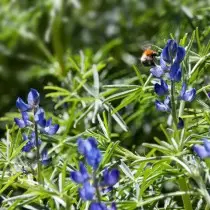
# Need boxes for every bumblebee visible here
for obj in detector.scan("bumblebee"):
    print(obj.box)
[140,49,158,66]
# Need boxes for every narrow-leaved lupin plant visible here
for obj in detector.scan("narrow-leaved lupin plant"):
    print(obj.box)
[14,88,59,183]
[150,39,196,128]
[70,137,119,210]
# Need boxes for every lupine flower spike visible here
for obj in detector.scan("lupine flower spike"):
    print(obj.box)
[14,89,59,183]
[70,137,119,209]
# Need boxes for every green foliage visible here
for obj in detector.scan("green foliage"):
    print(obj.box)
[0,0,210,209]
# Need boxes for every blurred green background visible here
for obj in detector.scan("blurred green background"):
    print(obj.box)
[0,0,209,143]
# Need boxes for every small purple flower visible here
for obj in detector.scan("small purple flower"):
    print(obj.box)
[150,66,165,78]
[41,150,51,165]
[174,46,186,64]
[169,63,182,82]
[22,132,41,152]
[90,202,117,210]
[22,134,34,152]
[161,39,185,65]
[79,181,95,201]
[155,96,171,112]
[161,39,178,64]
[16,89,40,112]
[77,137,102,169]
[154,79,168,96]
[89,202,107,210]
[35,108,59,135]
[193,139,210,159]
[180,83,196,102]
[70,162,89,184]
[102,168,120,186]
[14,112,32,128]
[177,117,184,129]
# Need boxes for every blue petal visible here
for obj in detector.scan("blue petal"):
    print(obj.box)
[161,40,178,63]
[154,79,168,96]
[79,182,95,201]
[70,171,85,184]
[77,138,86,155]
[22,133,28,141]
[204,139,210,152]
[14,118,26,128]
[101,186,113,194]
[177,117,184,129]
[79,162,89,180]
[70,162,89,183]
[150,66,164,78]
[155,98,170,112]
[22,140,34,152]
[160,57,170,71]
[30,132,41,146]
[180,83,187,98]
[44,124,59,135]
[41,150,51,165]
[175,46,185,63]
[87,137,98,148]
[90,202,107,210]
[46,118,52,127]
[102,168,120,186]
[35,108,46,127]
[27,88,40,107]
[86,148,102,169]
[110,203,117,210]
[193,145,210,159]
[161,46,170,63]
[16,97,31,112]
[77,138,97,155]
[169,63,181,81]
[168,39,178,59]
[182,88,196,102]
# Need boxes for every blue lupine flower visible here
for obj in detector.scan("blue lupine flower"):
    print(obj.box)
[155,96,171,112]
[102,168,120,186]
[22,132,41,152]
[90,202,117,210]
[79,181,95,201]
[41,150,51,165]
[70,162,89,184]
[35,108,59,135]
[77,137,102,169]
[180,83,196,102]
[150,66,164,78]
[90,202,107,210]
[14,111,32,128]
[161,39,185,65]
[169,63,182,82]
[177,117,184,129]
[77,137,98,155]
[193,139,210,159]
[22,134,34,152]
[154,79,168,96]
[161,39,178,64]
[16,89,40,112]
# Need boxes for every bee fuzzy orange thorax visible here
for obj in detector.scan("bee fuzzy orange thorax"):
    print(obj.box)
[140,49,158,66]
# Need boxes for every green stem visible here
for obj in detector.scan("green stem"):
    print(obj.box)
[93,170,101,202]
[34,111,42,184]
[170,81,178,126]
[143,73,152,89]
[177,178,193,210]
